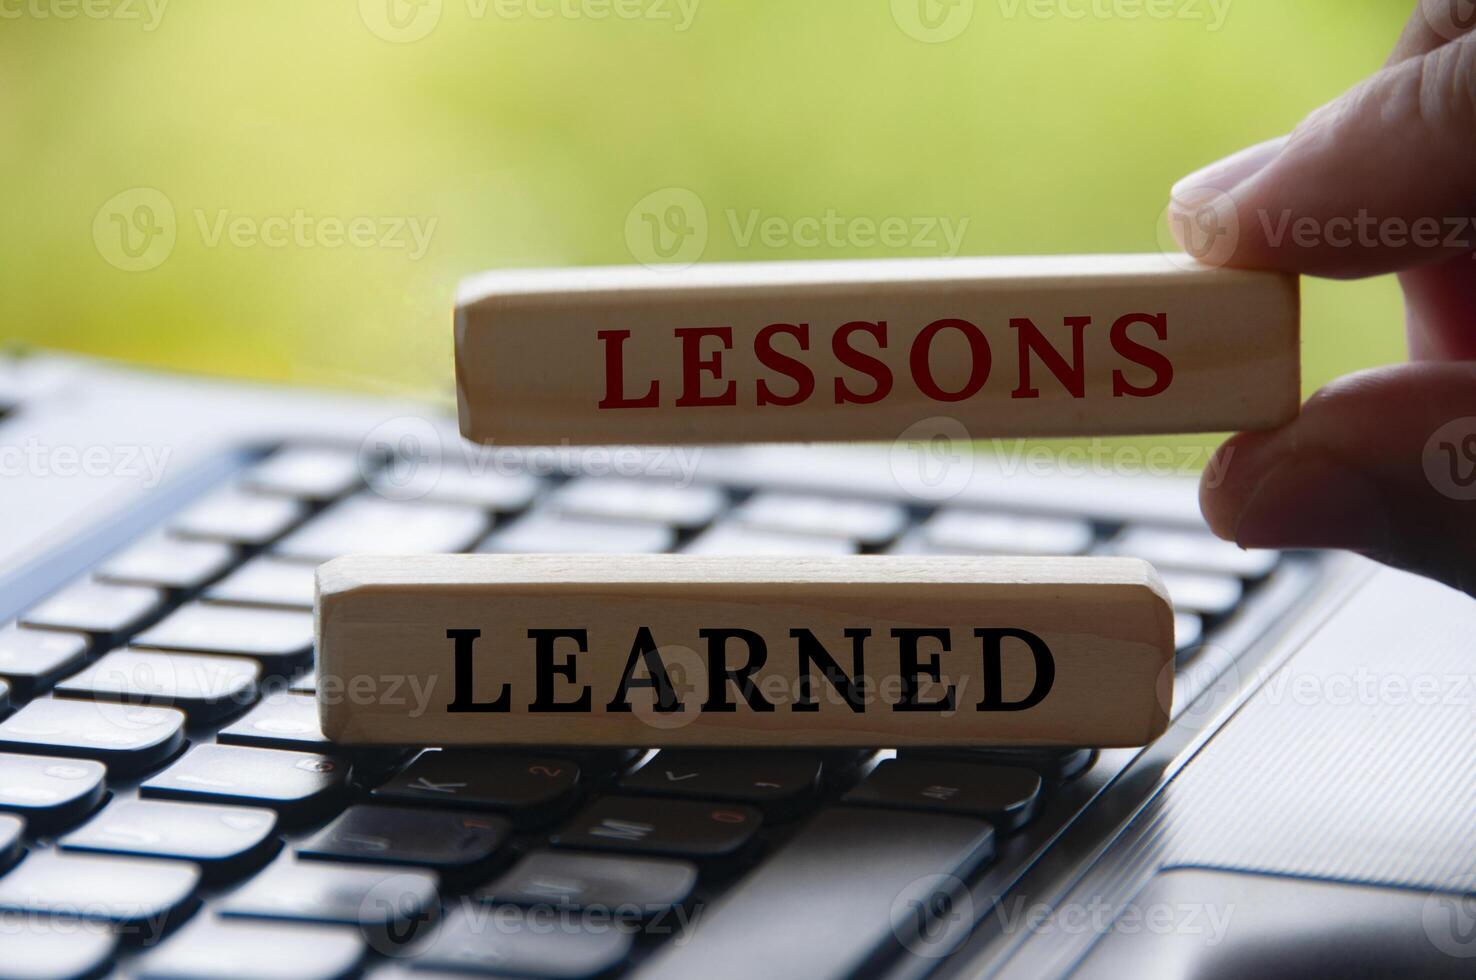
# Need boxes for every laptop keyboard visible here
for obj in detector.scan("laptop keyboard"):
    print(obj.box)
[0,442,1288,979]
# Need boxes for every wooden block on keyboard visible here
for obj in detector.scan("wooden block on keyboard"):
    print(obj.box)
[316,555,1174,748]
[455,256,1299,444]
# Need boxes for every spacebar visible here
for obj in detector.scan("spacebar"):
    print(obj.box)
[635,807,996,980]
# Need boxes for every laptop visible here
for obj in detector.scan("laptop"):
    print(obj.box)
[0,349,1469,979]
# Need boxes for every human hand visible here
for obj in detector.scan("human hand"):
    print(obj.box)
[1170,0,1476,594]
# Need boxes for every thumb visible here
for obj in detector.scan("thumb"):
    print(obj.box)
[1202,363,1476,596]
[1168,30,1476,282]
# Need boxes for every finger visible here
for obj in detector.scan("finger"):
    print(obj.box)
[1200,362,1476,596]
[1401,260,1476,360]
[1168,33,1476,280]
[1392,0,1476,63]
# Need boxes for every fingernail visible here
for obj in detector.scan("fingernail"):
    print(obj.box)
[1233,455,1390,551]
[1172,135,1289,200]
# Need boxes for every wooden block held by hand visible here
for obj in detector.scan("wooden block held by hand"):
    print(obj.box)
[455,255,1299,445]
[316,554,1175,748]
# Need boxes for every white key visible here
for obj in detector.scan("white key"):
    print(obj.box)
[922,510,1094,556]
[734,494,906,545]
[480,512,675,554]
[683,524,858,557]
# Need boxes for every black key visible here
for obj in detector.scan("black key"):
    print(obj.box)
[219,692,329,752]
[22,580,164,637]
[133,916,364,980]
[477,849,696,915]
[551,797,761,861]
[415,902,632,978]
[899,746,1095,782]
[551,477,725,529]
[61,798,279,882]
[551,746,645,777]
[54,649,260,723]
[0,851,200,944]
[274,495,486,563]
[0,698,186,775]
[0,622,89,699]
[816,748,879,780]
[132,603,313,672]
[0,752,108,831]
[299,805,510,875]
[479,511,676,554]
[372,750,580,827]
[0,677,8,718]
[243,446,364,500]
[207,556,316,610]
[173,485,309,545]
[637,808,996,980]
[620,751,821,817]
[0,812,22,870]
[96,534,236,591]
[0,917,117,980]
[844,758,1042,831]
[219,857,439,939]
[141,744,347,825]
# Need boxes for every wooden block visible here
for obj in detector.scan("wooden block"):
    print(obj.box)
[316,554,1174,748]
[455,255,1299,445]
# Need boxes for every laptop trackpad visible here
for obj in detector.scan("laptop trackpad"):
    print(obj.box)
[1069,867,1476,979]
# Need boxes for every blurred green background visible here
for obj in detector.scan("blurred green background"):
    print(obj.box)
[2,0,1411,457]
